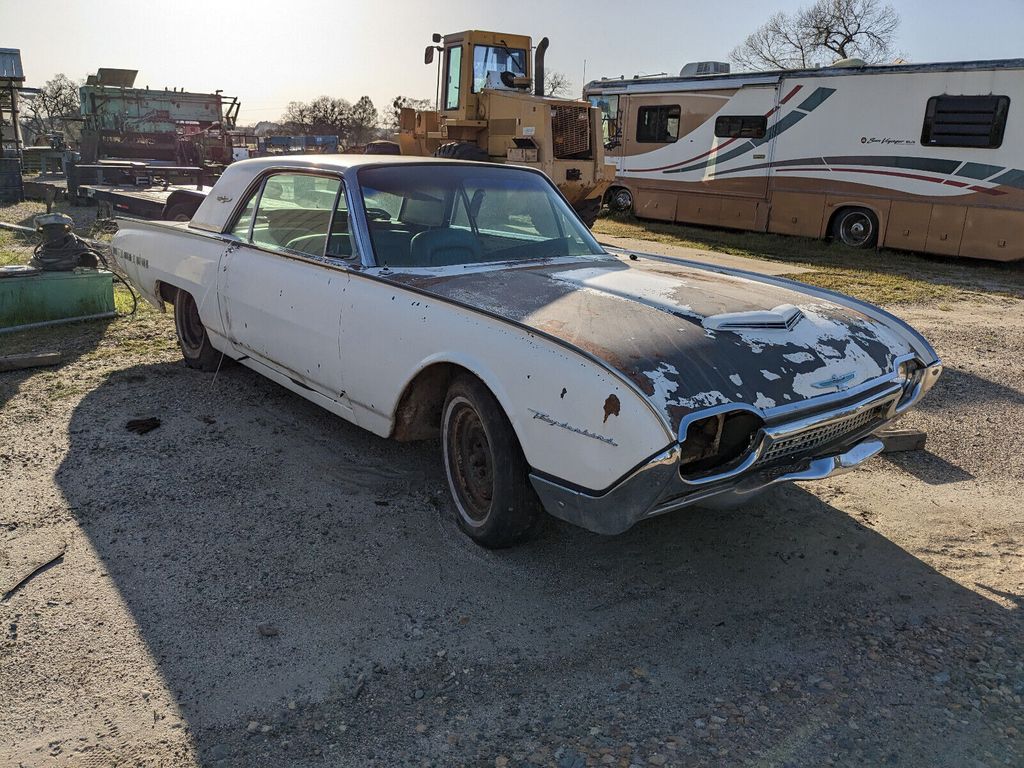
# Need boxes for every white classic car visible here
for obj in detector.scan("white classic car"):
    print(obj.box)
[112,156,942,547]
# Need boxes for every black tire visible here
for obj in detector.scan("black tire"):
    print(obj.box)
[606,186,634,214]
[164,202,198,222]
[364,140,402,155]
[172,288,222,371]
[442,375,542,548]
[433,141,490,162]
[573,197,602,229]
[832,207,878,249]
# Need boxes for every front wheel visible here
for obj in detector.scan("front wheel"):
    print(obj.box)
[832,207,878,249]
[173,288,222,371]
[442,375,542,548]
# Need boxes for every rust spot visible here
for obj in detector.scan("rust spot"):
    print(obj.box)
[626,368,656,396]
[603,394,621,423]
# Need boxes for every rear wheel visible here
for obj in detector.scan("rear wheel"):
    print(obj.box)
[442,375,542,548]
[433,141,490,162]
[832,207,878,248]
[173,288,222,371]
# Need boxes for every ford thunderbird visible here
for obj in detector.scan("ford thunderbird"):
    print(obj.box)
[111,156,942,547]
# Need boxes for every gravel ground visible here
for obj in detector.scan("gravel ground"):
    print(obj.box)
[1,230,1021,766]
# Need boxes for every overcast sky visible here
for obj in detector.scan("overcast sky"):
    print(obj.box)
[3,0,1021,125]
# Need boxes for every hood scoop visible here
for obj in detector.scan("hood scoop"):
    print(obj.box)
[703,304,804,332]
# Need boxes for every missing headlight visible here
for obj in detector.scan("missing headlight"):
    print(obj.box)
[679,410,763,477]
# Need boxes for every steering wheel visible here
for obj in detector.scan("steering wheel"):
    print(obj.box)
[364,207,392,222]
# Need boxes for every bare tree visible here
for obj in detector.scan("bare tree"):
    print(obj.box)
[731,0,900,71]
[346,96,379,146]
[803,0,900,62]
[21,73,82,143]
[388,95,433,132]
[543,71,574,99]
[280,96,350,136]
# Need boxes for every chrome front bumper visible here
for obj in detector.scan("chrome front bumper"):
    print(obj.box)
[530,361,942,535]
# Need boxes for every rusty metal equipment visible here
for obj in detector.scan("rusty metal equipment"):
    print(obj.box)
[398,30,614,227]
[78,68,239,166]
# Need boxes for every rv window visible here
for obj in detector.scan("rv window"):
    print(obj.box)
[636,105,681,143]
[714,115,767,139]
[921,95,1010,149]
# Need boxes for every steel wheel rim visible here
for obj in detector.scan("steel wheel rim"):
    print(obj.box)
[179,297,205,353]
[444,397,493,525]
[840,212,873,246]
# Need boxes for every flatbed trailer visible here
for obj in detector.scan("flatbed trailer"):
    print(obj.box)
[70,161,213,221]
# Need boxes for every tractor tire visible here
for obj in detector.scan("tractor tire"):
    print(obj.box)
[364,140,402,155]
[573,197,602,229]
[433,141,491,162]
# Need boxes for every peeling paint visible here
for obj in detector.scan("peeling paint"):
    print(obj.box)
[729,374,743,386]
[761,369,781,381]
[753,392,777,409]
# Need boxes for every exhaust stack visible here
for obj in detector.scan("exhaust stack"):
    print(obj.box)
[534,37,549,97]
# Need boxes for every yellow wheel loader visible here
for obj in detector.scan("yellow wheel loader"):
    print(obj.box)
[398,30,615,227]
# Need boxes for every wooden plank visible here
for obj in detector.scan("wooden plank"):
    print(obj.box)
[0,352,62,372]
[875,428,927,453]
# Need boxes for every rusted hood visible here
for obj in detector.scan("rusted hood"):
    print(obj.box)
[384,255,913,431]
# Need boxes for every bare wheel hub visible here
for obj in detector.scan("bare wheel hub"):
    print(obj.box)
[447,400,493,522]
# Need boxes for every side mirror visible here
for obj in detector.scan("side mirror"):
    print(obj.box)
[424,46,434,65]
[431,33,442,43]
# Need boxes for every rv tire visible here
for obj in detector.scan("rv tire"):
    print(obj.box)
[832,207,878,249]
[606,187,633,214]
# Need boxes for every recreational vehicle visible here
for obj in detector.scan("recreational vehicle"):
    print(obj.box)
[585,59,1023,261]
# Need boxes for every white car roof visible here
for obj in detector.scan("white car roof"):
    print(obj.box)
[189,155,481,233]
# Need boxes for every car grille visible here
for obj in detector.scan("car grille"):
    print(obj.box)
[756,405,885,466]
[551,105,591,159]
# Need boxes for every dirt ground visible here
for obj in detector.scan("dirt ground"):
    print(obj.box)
[1,210,1022,767]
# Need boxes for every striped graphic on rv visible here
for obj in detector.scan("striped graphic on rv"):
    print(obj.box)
[660,86,838,176]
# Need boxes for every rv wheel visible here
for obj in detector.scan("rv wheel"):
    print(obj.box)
[607,187,633,214]
[833,207,878,249]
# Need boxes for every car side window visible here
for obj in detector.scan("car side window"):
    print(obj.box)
[230,189,259,239]
[250,173,342,258]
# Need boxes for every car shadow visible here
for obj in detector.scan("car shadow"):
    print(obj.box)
[54,360,1020,766]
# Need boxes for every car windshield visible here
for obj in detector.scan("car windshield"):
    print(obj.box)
[358,164,604,268]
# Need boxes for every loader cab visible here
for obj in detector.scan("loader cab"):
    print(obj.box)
[429,30,533,116]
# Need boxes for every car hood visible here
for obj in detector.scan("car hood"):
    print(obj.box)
[383,255,914,432]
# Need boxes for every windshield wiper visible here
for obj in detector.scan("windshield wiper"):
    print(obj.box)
[496,40,525,75]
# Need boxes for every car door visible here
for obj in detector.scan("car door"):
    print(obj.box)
[218,170,355,400]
